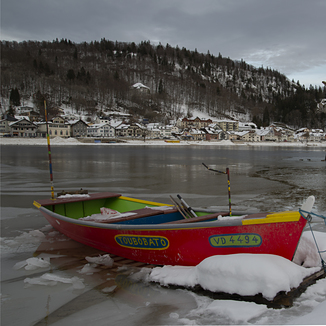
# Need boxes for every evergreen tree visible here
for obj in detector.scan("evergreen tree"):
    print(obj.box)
[9,88,20,106]
[67,69,75,81]
[158,79,164,94]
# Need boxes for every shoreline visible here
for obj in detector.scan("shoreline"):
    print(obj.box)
[1,137,326,148]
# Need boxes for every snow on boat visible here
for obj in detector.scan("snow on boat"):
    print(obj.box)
[33,192,314,266]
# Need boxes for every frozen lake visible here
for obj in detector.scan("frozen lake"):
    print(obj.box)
[1,144,326,325]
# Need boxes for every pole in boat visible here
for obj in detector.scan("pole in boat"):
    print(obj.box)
[226,167,231,216]
[202,163,232,216]
[44,100,55,200]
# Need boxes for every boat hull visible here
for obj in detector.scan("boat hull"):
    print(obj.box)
[39,207,307,266]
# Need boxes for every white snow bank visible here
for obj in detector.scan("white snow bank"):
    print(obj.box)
[197,254,319,300]
[149,254,320,300]
[204,300,269,323]
[24,273,85,289]
[289,299,326,324]
[169,291,270,324]
[148,230,326,300]
[293,231,326,267]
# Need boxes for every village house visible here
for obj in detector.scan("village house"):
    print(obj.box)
[238,122,257,131]
[0,116,18,135]
[15,106,33,114]
[216,119,239,132]
[19,110,40,122]
[178,129,206,140]
[256,128,277,141]
[162,125,179,139]
[9,117,37,137]
[308,129,325,142]
[201,126,224,141]
[87,123,115,138]
[115,123,129,137]
[49,116,70,137]
[146,123,161,139]
[125,123,146,138]
[241,130,261,142]
[180,117,213,129]
[95,116,111,124]
[69,119,88,137]
[115,123,146,138]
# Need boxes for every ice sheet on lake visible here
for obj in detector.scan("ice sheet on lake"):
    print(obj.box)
[1,229,46,254]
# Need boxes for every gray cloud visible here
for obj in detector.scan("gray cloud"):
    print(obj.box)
[1,0,325,86]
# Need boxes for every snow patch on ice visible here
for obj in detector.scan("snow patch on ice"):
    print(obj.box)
[13,257,50,270]
[78,263,101,275]
[85,254,114,267]
[78,254,114,274]
[24,273,85,289]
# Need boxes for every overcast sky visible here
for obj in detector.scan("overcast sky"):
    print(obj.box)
[1,0,325,87]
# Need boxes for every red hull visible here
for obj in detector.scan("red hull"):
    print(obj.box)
[41,210,307,266]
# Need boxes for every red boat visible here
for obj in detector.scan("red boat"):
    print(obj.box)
[33,192,314,266]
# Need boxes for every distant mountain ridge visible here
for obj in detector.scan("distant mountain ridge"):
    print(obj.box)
[1,39,325,129]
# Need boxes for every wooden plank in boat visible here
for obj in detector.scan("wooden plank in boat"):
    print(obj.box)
[99,207,178,224]
[242,212,269,219]
[164,212,227,224]
[35,191,121,207]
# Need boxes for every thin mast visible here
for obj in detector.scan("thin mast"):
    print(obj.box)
[202,163,232,216]
[44,100,54,200]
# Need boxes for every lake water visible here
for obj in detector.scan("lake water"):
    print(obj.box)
[1,144,326,325]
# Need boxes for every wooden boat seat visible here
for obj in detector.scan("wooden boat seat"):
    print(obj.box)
[35,192,121,207]
[99,207,178,224]
[164,212,229,224]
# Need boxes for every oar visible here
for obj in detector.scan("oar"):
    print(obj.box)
[170,196,191,219]
[202,163,232,216]
[177,194,197,217]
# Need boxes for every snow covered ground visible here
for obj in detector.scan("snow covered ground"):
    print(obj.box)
[1,136,326,148]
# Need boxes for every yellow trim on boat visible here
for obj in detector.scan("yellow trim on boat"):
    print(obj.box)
[119,196,173,207]
[242,211,301,225]
[33,201,42,208]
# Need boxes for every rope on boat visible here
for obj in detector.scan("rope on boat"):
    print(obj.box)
[299,208,326,272]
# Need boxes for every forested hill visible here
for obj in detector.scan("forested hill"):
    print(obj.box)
[1,39,325,128]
